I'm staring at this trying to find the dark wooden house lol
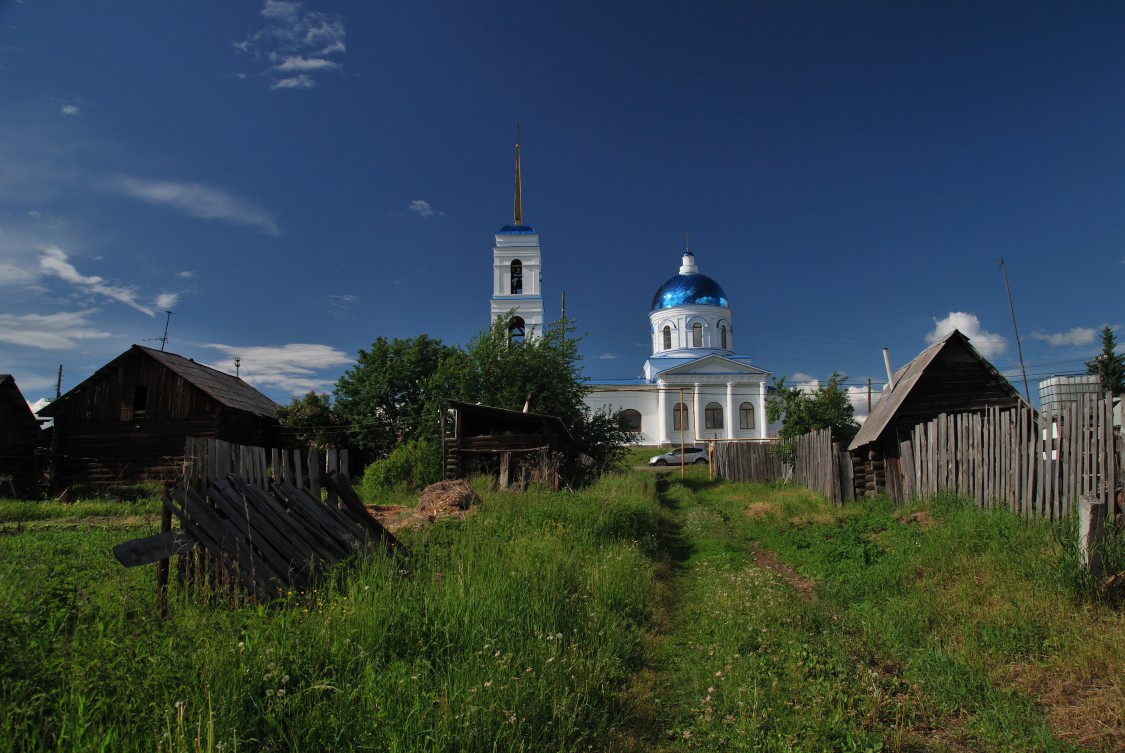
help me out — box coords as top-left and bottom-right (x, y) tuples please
(846, 329), (1026, 499)
(443, 400), (574, 489)
(0, 374), (43, 497)
(39, 345), (280, 486)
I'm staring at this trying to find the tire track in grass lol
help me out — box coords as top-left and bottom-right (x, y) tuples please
(614, 472), (888, 752)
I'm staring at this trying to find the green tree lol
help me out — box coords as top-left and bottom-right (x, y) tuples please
(275, 391), (343, 449)
(333, 335), (458, 462)
(1085, 326), (1125, 396)
(766, 371), (859, 463)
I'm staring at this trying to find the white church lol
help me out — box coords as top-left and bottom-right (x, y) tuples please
(488, 138), (779, 446)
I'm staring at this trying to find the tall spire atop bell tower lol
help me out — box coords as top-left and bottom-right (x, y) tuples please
(513, 122), (523, 226)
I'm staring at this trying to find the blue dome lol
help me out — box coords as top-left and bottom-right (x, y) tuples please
(498, 223), (536, 234)
(651, 273), (729, 311)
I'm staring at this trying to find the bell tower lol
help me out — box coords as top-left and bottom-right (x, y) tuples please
(490, 130), (543, 341)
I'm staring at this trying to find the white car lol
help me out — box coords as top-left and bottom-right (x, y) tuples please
(648, 447), (709, 466)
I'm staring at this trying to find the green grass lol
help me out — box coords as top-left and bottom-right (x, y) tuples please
(2, 473), (1121, 751)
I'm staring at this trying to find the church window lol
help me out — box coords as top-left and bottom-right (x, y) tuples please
(510, 260), (523, 294)
(672, 402), (688, 432)
(619, 409), (642, 432)
(692, 322), (703, 347)
(739, 402), (755, 430)
(705, 402), (723, 430)
(721, 325), (728, 349)
(662, 326), (672, 350)
(508, 316), (526, 344)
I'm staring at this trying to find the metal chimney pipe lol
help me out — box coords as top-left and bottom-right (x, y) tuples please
(882, 348), (896, 391)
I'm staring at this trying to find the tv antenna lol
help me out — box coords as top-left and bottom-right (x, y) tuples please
(159, 310), (173, 351)
(998, 258), (1031, 404)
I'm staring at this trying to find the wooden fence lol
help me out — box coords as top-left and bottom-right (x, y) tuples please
(902, 395), (1120, 520)
(712, 394), (1122, 520)
(710, 440), (786, 485)
(114, 438), (399, 609)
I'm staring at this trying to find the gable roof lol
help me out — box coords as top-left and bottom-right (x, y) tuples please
(649, 353), (770, 379)
(0, 374), (42, 435)
(39, 345), (278, 419)
(848, 330), (1025, 451)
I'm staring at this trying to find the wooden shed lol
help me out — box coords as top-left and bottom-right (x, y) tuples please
(39, 345), (280, 486)
(442, 400), (574, 489)
(0, 374), (44, 497)
(847, 329), (1026, 499)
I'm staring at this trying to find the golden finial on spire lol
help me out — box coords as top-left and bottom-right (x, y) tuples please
(513, 123), (523, 226)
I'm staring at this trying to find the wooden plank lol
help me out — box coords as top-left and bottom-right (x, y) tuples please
(321, 471), (404, 553)
(225, 476), (327, 576)
(114, 528), (197, 567)
(206, 478), (302, 590)
(307, 448), (321, 501)
(272, 480), (357, 559)
(165, 486), (273, 600)
(292, 448), (304, 492)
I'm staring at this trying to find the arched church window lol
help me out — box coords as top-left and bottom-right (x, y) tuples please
(672, 402), (688, 432)
(662, 326), (672, 350)
(705, 402), (723, 430)
(721, 325), (728, 349)
(619, 409), (642, 432)
(510, 260), (523, 294)
(508, 316), (526, 344)
(739, 402), (755, 430)
(692, 322), (703, 347)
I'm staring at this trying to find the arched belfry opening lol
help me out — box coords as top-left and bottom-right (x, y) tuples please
(510, 259), (523, 294)
(508, 316), (526, 344)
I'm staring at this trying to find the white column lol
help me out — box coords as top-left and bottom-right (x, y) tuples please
(657, 385), (668, 445)
(758, 379), (768, 439)
(725, 381), (734, 439)
(693, 382), (702, 443)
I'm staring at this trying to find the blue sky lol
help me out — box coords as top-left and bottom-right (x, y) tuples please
(2, 1), (1122, 416)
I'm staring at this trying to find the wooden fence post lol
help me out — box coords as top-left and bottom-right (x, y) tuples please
(1079, 493), (1107, 578)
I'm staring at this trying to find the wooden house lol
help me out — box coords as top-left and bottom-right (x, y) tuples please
(443, 400), (574, 489)
(0, 374), (43, 497)
(39, 345), (280, 486)
(847, 329), (1026, 499)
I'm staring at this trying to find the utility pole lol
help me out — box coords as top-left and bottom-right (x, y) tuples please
(56, 364), (63, 400)
(235, 358), (241, 379)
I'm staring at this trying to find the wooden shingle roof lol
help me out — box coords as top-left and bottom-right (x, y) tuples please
(39, 346), (278, 418)
(848, 330), (1025, 451)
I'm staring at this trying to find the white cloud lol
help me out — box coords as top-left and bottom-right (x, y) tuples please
(271, 75), (315, 90)
(154, 292), (179, 310)
(408, 199), (441, 218)
(274, 56), (339, 72)
(60, 104), (80, 116)
(235, 1), (346, 90)
(175, 270), (195, 279)
(105, 175), (280, 235)
(925, 311), (1007, 359)
(202, 342), (352, 395)
(326, 293), (359, 318)
(0, 310), (111, 349)
(597, 353), (617, 360)
(1030, 327), (1097, 347)
(38, 245), (155, 315)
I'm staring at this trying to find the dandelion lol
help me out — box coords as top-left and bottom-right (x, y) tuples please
(507, 713), (516, 724)
(237, 641), (245, 652)
(281, 675), (289, 685)
(266, 689), (275, 697)
(267, 662), (276, 672)
(276, 689), (286, 699)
